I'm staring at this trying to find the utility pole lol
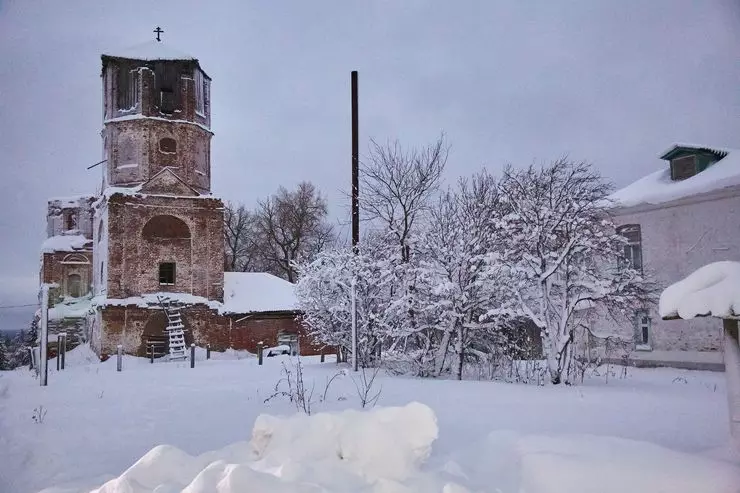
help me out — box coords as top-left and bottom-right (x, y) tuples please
(351, 71), (359, 372)
(351, 70), (359, 250)
(40, 284), (49, 386)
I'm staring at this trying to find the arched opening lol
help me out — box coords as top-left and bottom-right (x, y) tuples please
(142, 215), (190, 239)
(139, 311), (193, 357)
(62, 253), (89, 264)
(67, 274), (82, 298)
(140, 311), (168, 357)
(97, 220), (104, 243)
(159, 137), (177, 154)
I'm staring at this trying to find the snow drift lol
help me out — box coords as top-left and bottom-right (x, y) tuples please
(90, 402), (445, 493)
(86, 402), (740, 493)
(659, 260), (740, 320)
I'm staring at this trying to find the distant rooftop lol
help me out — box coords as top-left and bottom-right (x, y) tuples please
(609, 144), (740, 209)
(102, 40), (197, 62)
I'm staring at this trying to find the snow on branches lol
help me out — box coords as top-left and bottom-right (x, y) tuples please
(296, 156), (654, 384)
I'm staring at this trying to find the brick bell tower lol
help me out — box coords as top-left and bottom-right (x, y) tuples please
(92, 39), (225, 355)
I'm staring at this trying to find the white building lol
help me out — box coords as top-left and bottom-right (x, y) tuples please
(595, 143), (740, 370)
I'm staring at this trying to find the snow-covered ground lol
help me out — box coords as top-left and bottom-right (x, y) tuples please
(1, 346), (738, 493)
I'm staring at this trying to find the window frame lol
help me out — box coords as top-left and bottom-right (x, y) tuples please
(116, 67), (140, 111)
(158, 262), (176, 285)
(194, 69), (206, 116)
(159, 137), (177, 154)
(617, 224), (643, 274)
(634, 309), (652, 351)
(67, 273), (83, 298)
(670, 154), (697, 181)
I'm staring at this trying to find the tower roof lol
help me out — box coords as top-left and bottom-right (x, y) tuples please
(102, 40), (197, 62)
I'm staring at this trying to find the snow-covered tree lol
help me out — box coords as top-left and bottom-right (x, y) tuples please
(415, 172), (512, 379)
(295, 233), (404, 366)
(495, 158), (654, 384)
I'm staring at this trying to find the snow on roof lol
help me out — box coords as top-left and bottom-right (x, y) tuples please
(222, 272), (298, 314)
(102, 40), (197, 62)
(48, 195), (96, 208)
(609, 146), (740, 209)
(93, 292), (222, 310)
(41, 235), (91, 253)
(98, 185), (220, 202)
(658, 143), (732, 160)
(659, 261), (740, 320)
(91, 273), (297, 315)
(49, 296), (93, 321)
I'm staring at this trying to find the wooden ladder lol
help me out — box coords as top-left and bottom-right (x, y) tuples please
(156, 296), (188, 361)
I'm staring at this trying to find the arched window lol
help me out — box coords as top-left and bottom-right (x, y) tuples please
(159, 138), (177, 154)
(67, 274), (82, 298)
(62, 253), (89, 264)
(142, 215), (190, 239)
(98, 220), (105, 243)
(64, 211), (77, 231)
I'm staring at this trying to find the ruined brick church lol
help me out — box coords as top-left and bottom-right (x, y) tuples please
(39, 40), (319, 359)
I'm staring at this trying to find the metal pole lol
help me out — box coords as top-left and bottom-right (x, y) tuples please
(116, 345), (122, 372)
(149, 343), (154, 364)
(56, 334), (61, 371)
(61, 333), (66, 370)
(723, 318), (740, 450)
(351, 277), (358, 372)
(40, 285), (49, 386)
(190, 343), (195, 368)
(258, 341), (264, 366)
(351, 70), (359, 251)
(206, 344), (211, 360)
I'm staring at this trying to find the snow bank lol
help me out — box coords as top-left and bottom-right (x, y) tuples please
(86, 404), (740, 493)
(222, 272), (298, 314)
(41, 235), (91, 253)
(442, 431), (740, 493)
(90, 402), (444, 493)
(609, 147), (740, 208)
(659, 261), (740, 320)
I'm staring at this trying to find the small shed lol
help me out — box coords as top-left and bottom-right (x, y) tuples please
(659, 261), (740, 450)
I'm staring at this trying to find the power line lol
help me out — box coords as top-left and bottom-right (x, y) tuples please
(0, 303), (37, 310)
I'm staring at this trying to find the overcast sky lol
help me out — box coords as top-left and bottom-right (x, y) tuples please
(0, 0), (738, 330)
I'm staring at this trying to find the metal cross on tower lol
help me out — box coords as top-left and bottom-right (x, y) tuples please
(154, 26), (164, 42)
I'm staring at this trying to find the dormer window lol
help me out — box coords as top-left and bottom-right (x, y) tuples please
(661, 145), (726, 182)
(670, 155), (696, 181)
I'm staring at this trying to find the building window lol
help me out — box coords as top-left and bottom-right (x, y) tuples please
(634, 310), (651, 349)
(671, 155), (696, 181)
(159, 262), (176, 285)
(64, 211), (77, 231)
(117, 68), (140, 110)
(617, 224), (642, 273)
(194, 69), (206, 115)
(159, 138), (177, 154)
(67, 274), (82, 298)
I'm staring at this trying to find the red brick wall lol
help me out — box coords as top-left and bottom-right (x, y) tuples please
(40, 251), (93, 296)
(104, 119), (211, 193)
(105, 193), (224, 301)
(98, 305), (326, 358)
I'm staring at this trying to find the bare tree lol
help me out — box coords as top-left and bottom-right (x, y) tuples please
(255, 182), (335, 282)
(361, 134), (448, 261)
(223, 202), (259, 272)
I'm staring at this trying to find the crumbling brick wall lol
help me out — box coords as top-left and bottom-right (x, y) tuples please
(104, 193), (224, 301)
